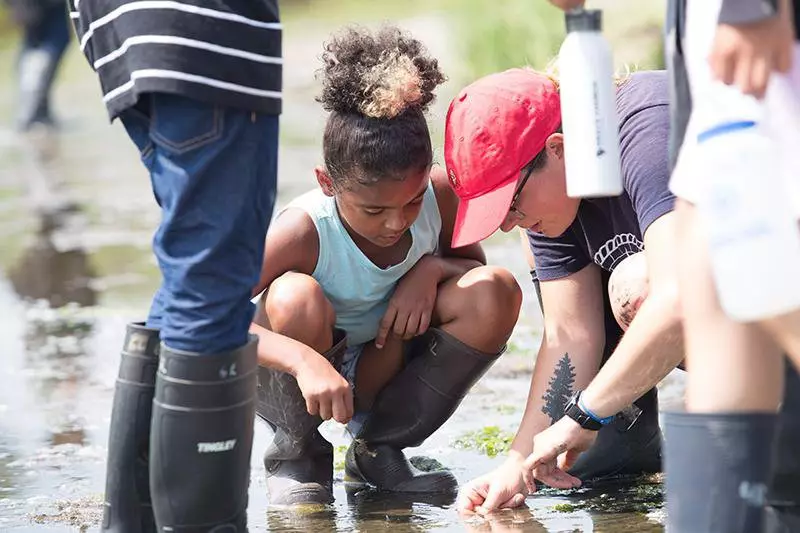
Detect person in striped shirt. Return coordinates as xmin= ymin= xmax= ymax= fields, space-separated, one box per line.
xmin=68 ymin=1 xmax=282 ymax=531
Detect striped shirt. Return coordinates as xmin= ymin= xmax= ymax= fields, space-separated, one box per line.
xmin=68 ymin=0 xmax=282 ymax=120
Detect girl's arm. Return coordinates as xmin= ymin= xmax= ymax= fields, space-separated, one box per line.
xmin=248 ymin=208 xmax=323 ymax=374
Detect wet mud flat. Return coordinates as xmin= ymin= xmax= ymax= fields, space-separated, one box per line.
xmin=0 ymin=296 xmax=682 ymax=532
xmin=0 ymin=8 xmax=682 ymax=530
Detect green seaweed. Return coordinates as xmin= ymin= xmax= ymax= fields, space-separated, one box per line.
xmin=496 ymin=404 xmax=518 ymax=415
xmin=333 ymin=445 xmax=348 ymax=471
xmin=453 ymin=426 xmax=514 ymax=457
xmin=552 ymin=503 xmax=577 ymax=513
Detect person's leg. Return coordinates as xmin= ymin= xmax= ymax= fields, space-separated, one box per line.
xmin=345 ymin=266 xmax=521 ymax=493
xmin=744 ymin=41 xmax=800 ymax=376
xmin=764 ymin=360 xmax=800 ymax=533
xmin=254 ymin=272 xmax=344 ymax=506
xmin=101 ymin=323 xmax=160 ymax=533
xmin=433 ymin=265 xmax=522 ymax=353
xmin=138 ymin=94 xmax=278 ymax=531
xmin=664 ymin=199 xmax=783 ymax=533
xmin=15 ymin=4 xmax=70 ymax=130
xmin=101 ymin=105 xmax=160 ymax=533
xmin=607 ymin=252 xmax=649 ymax=332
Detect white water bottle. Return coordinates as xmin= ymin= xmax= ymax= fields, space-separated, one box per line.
xmin=558 ymin=9 xmax=623 ymax=198
xmin=697 ymin=116 xmax=800 ymax=321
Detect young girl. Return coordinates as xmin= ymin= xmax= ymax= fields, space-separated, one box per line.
xmin=248 ymin=26 xmax=522 ymax=507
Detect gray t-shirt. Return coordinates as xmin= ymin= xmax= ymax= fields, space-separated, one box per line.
xmin=529 ymin=70 xmax=673 ymax=281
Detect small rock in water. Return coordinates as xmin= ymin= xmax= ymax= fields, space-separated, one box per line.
xmin=409 ymin=456 xmax=447 ymax=472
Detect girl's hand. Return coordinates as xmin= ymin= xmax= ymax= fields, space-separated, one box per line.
xmin=375 ymin=255 xmax=441 ymax=348
xmin=294 ymin=351 xmax=354 ymax=424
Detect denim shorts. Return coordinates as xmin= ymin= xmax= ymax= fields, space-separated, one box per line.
xmin=120 ymin=93 xmax=279 ymax=354
xmin=339 ymin=343 xmax=365 ymax=390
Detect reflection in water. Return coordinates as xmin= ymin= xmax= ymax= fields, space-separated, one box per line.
xmin=265 ymin=487 xmax=461 ymax=532
xmin=266 ymin=503 xmax=338 ymax=532
xmin=7 ymin=212 xmax=96 ymax=309
xmin=346 ymin=487 xmax=456 ymax=530
xmin=7 ymin=209 xmax=96 ymax=458
xmin=462 ymin=508 xmax=547 ymax=533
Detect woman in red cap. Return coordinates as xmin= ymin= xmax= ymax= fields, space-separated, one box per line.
xmin=446 ymin=67 xmax=683 ymax=514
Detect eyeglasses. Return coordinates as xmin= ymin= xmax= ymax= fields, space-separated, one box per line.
xmin=508 ymin=166 xmax=534 ymax=220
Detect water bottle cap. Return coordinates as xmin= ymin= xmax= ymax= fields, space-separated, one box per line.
xmin=565 ymin=9 xmax=602 ymax=33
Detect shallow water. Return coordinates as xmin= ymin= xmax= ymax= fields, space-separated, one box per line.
xmin=0 ymin=9 xmax=683 ymax=532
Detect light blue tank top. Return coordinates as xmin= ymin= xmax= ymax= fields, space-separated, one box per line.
xmin=287 ymin=183 xmax=442 ymax=345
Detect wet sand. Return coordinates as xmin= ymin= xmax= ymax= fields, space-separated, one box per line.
xmin=0 ymin=9 xmax=682 ymax=532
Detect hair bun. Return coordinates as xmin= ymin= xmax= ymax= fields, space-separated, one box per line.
xmin=317 ymin=25 xmax=445 ymax=119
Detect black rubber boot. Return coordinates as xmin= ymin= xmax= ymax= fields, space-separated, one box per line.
xmin=663 ymin=412 xmax=777 ymax=533
xmin=16 ymin=46 xmax=59 ymax=131
xmin=567 ymin=387 xmax=662 ymax=481
xmin=764 ymin=361 xmax=800 ymax=533
xmin=102 ymin=323 xmax=160 ymax=533
xmin=149 ymin=336 xmax=259 ymax=532
xmin=345 ymin=328 xmax=502 ymax=493
xmin=256 ymin=331 xmax=347 ymax=507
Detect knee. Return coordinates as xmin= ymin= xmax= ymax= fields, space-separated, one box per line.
xmin=460 ymin=266 xmax=522 ymax=335
xmin=264 ymin=273 xmax=335 ymax=343
xmin=609 ymin=252 xmax=650 ymax=331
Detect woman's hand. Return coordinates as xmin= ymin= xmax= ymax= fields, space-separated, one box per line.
xmin=456 ymin=453 xmax=530 ymax=516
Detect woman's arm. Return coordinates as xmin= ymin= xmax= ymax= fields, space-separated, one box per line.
xmin=579 ymin=212 xmax=683 ymax=416
xmin=508 ymin=263 xmax=607 ymax=459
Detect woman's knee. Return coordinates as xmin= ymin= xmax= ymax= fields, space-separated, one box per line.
xmin=264 ymin=273 xmax=335 ymax=347
xmin=609 ymin=252 xmax=649 ymax=331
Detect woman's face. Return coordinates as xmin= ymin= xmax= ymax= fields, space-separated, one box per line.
xmin=316 ymin=166 xmax=430 ymax=248
xmin=498 ymin=133 xmax=580 ymax=238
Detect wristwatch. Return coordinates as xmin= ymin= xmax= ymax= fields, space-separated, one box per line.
xmin=564 ymin=391 xmax=613 ymax=431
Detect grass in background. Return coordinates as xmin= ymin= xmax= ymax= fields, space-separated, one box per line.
xmin=451 ymin=0 xmax=665 ymax=83
xmin=454 ymin=0 xmax=564 ymax=80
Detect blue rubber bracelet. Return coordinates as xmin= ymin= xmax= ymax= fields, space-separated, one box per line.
xmin=578 ymin=395 xmax=615 ymax=426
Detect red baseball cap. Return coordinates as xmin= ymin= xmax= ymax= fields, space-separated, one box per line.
xmin=445 ymin=68 xmax=561 ymax=248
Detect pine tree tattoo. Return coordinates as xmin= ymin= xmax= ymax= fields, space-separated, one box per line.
xmin=541 ymin=353 xmax=577 ymax=424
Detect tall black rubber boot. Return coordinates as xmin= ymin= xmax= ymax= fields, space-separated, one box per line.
xmin=102 ymin=323 xmax=160 ymax=533
xmin=764 ymin=360 xmax=800 ymax=533
xmin=256 ymin=330 xmax=347 ymax=506
xmin=149 ymin=336 xmax=259 ymax=532
xmin=16 ymin=46 xmax=59 ymax=131
xmin=567 ymin=387 xmax=662 ymax=481
xmin=345 ymin=328 xmax=502 ymax=493
xmin=663 ymin=412 xmax=777 ymax=533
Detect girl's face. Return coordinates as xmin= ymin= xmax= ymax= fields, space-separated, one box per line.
xmin=315 ymin=166 xmax=430 ymax=248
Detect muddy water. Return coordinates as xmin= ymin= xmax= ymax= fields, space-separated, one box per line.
xmin=0 ymin=10 xmax=684 ymax=532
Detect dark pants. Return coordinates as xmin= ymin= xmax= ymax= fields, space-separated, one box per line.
xmin=120 ymin=93 xmax=278 ymax=354
xmin=14 ymin=1 xmax=70 ymax=129
xmin=665 ymin=0 xmax=691 ymax=172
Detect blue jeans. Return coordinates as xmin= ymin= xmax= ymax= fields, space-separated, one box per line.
xmin=120 ymin=94 xmax=278 ymax=354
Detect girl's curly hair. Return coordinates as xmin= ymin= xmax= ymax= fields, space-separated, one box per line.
xmin=317 ymin=25 xmax=445 ymax=120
